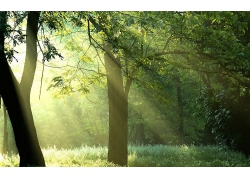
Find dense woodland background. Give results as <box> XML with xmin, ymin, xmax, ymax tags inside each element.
<box><xmin>0</xmin><ymin>11</ymin><xmax>250</xmax><ymax>166</ymax></box>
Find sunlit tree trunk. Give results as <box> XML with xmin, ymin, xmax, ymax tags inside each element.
<box><xmin>18</xmin><ymin>11</ymin><xmax>45</xmax><ymax>167</ymax></box>
<box><xmin>104</xmin><ymin>44</ymin><xmax>129</xmax><ymax>166</ymax></box>
<box><xmin>2</xmin><ymin>99</ymin><xmax>8</xmax><ymax>154</ymax></box>
<box><xmin>0</xmin><ymin>11</ymin><xmax>45</xmax><ymax>166</ymax></box>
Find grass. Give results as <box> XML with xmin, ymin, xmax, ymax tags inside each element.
<box><xmin>0</xmin><ymin>145</ymin><xmax>249</xmax><ymax>167</ymax></box>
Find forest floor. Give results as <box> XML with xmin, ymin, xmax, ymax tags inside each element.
<box><xmin>0</xmin><ymin>145</ymin><xmax>249</xmax><ymax>167</ymax></box>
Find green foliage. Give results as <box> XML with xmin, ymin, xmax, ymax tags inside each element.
<box><xmin>2</xmin><ymin>12</ymin><xmax>27</xmax><ymax>62</ymax></box>
<box><xmin>180</xmin><ymin>12</ymin><xmax>250</xmax><ymax>155</ymax></box>
<box><xmin>154</xmin><ymin>11</ymin><xmax>250</xmax><ymax>154</ymax></box>
<box><xmin>42</xmin><ymin>38</ymin><xmax>64</xmax><ymax>62</ymax></box>
<box><xmin>199</xmin><ymin>84</ymin><xmax>250</xmax><ymax>156</ymax></box>
<box><xmin>40</xmin><ymin>12</ymin><xmax>67</xmax><ymax>31</ymax></box>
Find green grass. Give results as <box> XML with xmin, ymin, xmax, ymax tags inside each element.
<box><xmin>0</xmin><ymin>145</ymin><xmax>249</xmax><ymax>167</ymax></box>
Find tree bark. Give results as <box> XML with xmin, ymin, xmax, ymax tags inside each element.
<box><xmin>2</xmin><ymin>100</ymin><xmax>8</xmax><ymax>154</ymax></box>
<box><xmin>176</xmin><ymin>76</ymin><xmax>184</xmax><ymax>145</ymax></box>
<box><xmin>104</xmin><ymin>44</ymin><xmax>128</xmax><ymax>166</ymax></box>
<box><xmin>204</xmin><ymin>123</ymin><xmax>216</xmax><ymax>145</ymax></box>
<box><xmin>135</xmin><ymin>123</ymin><xmax>144</xmax><ymax>145</ymax></box>
<box><xmin>200</xmin><ymin>73</ymin><xmax>216</xmax><ymax>145</ymax></box>
<box><xmin>0</xmin><ymin>11</ymin><xmax>45</xmax><ymax>166</ymax></box>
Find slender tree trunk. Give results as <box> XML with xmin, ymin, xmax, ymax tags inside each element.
<box><xmin>0</xmin><ymin>11</ymin><xmax>45</xmax><ymax>166</ymax></box>
<box><xmin>18</xmin><ymin>11</ymin><xmax>45</xmax><ymax>167</ymax></box>
<box><xmin>134</xmin><ymin>107</ymin><xmax>144</xmax><ymax>145</ymax></box>
<box><xmin>200</xmin><ymin>73</ymin><xmax>216</xmax><ymax>145</ymax></box>
<box><xmin>204</xmin><ymin>123</ymin><xmax>216</xmax><ymax>145</ymax></box>
<box><xmin>176</xmin><ymin>77</ymin><xmax>184</xmax><ymax>145</ymax></box>
<box><xmin>135</xmin><ymin>123</ymin><xmax>144</xmax><ymax>145</ymax></box>
<box><xmin>104</xmin><ymin>44</ymin><xmax>128</xmax><ymax>166</ymax></box>
<box><xmin>2</xmin><ymin>100</ymin><xmax>8</xmax><ymax>154</ymax></box>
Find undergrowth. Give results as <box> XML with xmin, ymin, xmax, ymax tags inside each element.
<box><xmin>0</xmin><ymin>145</ymin><xmax>249</xmax><ymax>167</ymax></box>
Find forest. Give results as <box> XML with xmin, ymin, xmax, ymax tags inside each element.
<box><xmin>0</xmin><ymin>11</ymin><xmax>250</xmax><ymax>167</ymax></box>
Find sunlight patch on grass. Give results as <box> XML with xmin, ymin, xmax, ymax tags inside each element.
<box><xmin>0</xmin><ymin>153</ymin><xmax>19</xmax><ymax>167</ymax></box>
<box><xmin>42</xmin><ymin>145</ymin><xmax>113</xmax><ymax>167</ymax></box>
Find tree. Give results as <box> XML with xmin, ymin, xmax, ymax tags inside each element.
<box><xmin>0</xmin><ymin>11</ymin><xmax>45</xmax><ymax>166</ymax></box>
<box><xmin>1</xmin><ymin>98</ymin><xmax>8</xmax><ymax>154</ymax></box>
<box><xmin>87</xmin><ymin>12</ymin><xmax>155</xmax><ymax>165</ymax></box>
<box><xmin>103</xmin><ymin>44</ymin><xmax>130</xmax><ymax>166</ymax></box>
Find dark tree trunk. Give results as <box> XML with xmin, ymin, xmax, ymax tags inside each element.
<box><xmin>104</xmin><ymin>44</ymin><xmax>128</xmax><ymax>166</ymax></box>
<box><xmin>176</xmin><ymin>77</ymin><xmax>184</xmax><ymax>145</ymax></box>
<box><xmin>204</xmin><ymin>123</ymin><xmax>216</xmax><ymax>145</ymax></box>
<box><xmin>0</xmin><ymin>11</ymin><xmax>45</xmax><ymax>166</ymax></box>
<box><xmin>135</xmin><ymin>123</ymin><xmax>144</xmax><ymax>145</ymax></box>
<box><xmin>200</xmin><ymin>73</ymin><xmax>216</xmax><ymax>145</ymax></box>
<box><xmin>151</xmin><ymin>130</ymin><xmax>164</xmax><ymax>144</ymax></box>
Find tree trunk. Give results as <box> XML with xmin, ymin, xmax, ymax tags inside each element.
<box><xmin>0</xmin><ymin>11</ymin><xmax>45</xmax><ymax>166</ymax></box>
<box><xmin>204</xmin><ymin>123</ymin><xmax>216</xmax><ymax>145</ymax></box>
<box><xmin>2</xmin><ymin>100</ymin><xmax>8</xmax><ymax>154</ymax></box>
<box><xmin>104</xmin><ymin>44</ymin><xmax>128</xmax><ymax>166</ymax></box>
<box><xmin>200</xmin><ymin>73</ymin><xmax>216</xmax><ymax>145</ymax></box>
<box><xmin>18</xmin><ymin>11</ymin><xmax>45</xmax><ymax>167</ymax></box>
<box><xmin>176</xmin><ymin>77</ymin><xmax>184</xmax><ymax>145</ymax></box>
<box><xmin>135</xmin><ymin>123</ymin><xmax>144</xmax><ymax>145</ymax></box>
